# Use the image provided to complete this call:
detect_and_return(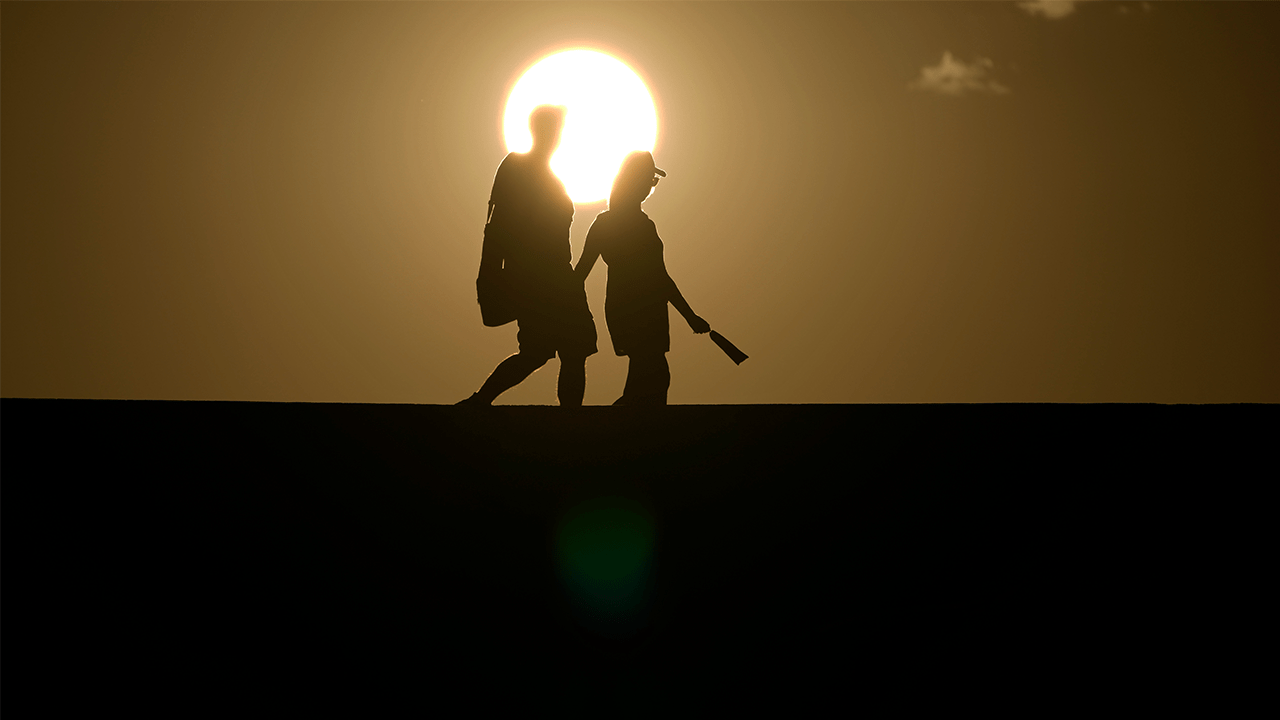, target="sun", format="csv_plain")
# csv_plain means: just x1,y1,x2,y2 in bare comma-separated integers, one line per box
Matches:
504,49,658,204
